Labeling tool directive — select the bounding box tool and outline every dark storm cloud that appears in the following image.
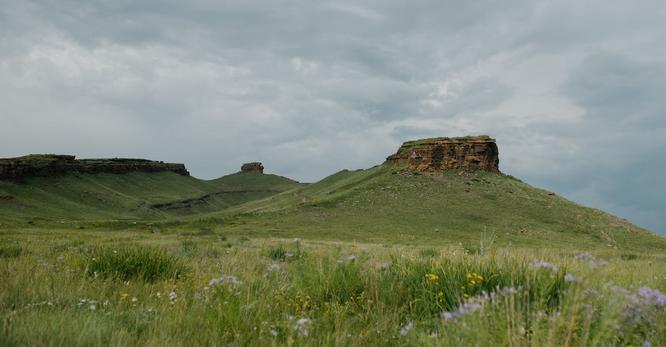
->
[1,1,665,233]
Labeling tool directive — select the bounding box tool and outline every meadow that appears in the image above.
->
[1,227,664,346]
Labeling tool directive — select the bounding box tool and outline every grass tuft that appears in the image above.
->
[79,245,186,282]
[0,244,22,258]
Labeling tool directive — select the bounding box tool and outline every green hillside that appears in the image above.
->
[212,165,666,251]
[0,171,302,222]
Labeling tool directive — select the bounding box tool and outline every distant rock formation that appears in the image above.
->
[240,162,264,174]
[386,135,499,173]
[0,154,190,181]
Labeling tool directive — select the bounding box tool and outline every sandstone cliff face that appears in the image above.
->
[386,135,499,173]
[0,154,190,181]
[240,162,264,174]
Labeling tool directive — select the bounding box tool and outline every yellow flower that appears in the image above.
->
[425,273,439,282]
[437,291,444,298]
[120,293,129,300]
[463,293,469,299]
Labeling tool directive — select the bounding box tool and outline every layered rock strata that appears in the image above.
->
[386,135,499,173]
[0,154,189,181]
[240,162,264,174]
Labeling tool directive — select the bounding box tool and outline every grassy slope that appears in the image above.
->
[0,172,302,222]
[212,165,666,251]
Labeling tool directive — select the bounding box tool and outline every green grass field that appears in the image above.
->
[1,163,665,346]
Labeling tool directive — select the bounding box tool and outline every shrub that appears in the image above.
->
[79,246,186,282]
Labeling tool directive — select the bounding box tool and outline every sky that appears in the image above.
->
[1,1,665,234]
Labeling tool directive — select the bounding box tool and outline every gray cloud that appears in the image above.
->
[1,1,665,233]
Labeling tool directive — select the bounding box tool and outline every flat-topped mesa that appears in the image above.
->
[386,135,500,173]
[0,154,190,181]
[240,162,264,174]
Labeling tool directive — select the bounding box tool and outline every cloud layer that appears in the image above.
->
[1,1,665,233]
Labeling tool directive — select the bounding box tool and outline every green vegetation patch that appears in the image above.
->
[0,244,22,258]
[79,245,186,282]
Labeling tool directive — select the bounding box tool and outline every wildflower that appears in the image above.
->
[155,292,162,298]
[131,297,138,303]
[637,286,666,306]
[120,293,129,300]
[575,252,595,261]
[574,252,608,268]
[529,260,559,271]
[168,290,177,304]
[346,254,357,262]
[399,321,414,336]
[208,275,242,288]
[564,273,577,283]
[89,303,97,310]
[270,328,279,337]
[425,273,439,282]
[584,289,602,298]
[441,286,520,322]
[466,273,483,281]
[295,317,311,336]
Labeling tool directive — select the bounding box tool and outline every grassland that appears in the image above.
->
[0,171,302,222]
[1,163,665,346]
[1,229,665,346]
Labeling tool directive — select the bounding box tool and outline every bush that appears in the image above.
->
[79,246,186,282]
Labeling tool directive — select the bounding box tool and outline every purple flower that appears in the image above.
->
[575,252,595,261]
[441,286,520,321]
[529,260,559,271]
[564,273,577,283]
[637,286,666,306]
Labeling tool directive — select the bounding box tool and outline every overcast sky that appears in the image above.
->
[1,1,665,234]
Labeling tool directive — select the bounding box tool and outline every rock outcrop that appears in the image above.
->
[386,135,499,173]
[240,162,264,174]
[0,154,190,181]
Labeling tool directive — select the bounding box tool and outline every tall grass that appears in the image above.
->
[0,244,22,258]
[1,232,664,346]
[78,245,186,282]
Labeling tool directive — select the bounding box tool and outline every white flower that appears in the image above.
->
[400,321,414,336]
[295,317,311,336]
[208,275,242,288]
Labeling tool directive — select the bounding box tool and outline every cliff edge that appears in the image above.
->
[386,135,499,173]
[0,154,189,181]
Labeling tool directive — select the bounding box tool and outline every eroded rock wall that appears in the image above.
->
[386,135,499,173]
[0,155,189,181]
[240,162,264,174]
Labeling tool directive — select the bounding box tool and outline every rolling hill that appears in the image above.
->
[1,137,664,251]
[0,156,303,222]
